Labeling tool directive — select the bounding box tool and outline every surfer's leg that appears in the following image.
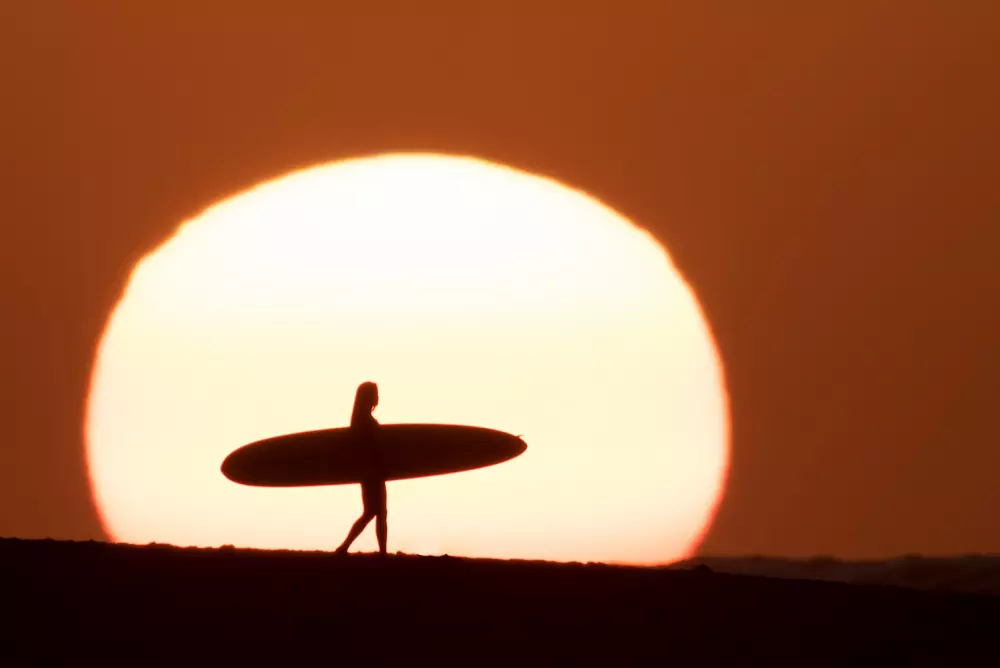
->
[375,482,388,555]
[375,510,387,555]
[336,511,375,554]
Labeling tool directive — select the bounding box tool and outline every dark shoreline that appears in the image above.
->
[6,537,999,664]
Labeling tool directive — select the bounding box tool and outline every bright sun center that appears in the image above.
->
[85,153,729,565]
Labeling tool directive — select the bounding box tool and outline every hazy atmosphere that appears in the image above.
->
[4,1,999,559]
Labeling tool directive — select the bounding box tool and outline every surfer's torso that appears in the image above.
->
[351,412,385,487]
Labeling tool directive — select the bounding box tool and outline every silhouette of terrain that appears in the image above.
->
[5,538,999,664]
[677,555,1000,596]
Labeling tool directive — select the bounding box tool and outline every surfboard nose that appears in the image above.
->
[220,450,241,482]
[221,447,261,484]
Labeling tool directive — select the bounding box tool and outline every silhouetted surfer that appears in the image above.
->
[335,381,388,555]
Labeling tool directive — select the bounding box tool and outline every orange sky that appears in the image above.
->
[2,1,999,558]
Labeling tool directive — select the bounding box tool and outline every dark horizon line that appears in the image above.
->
[4,535,998,563]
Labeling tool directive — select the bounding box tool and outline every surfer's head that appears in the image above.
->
[354,381,379,413]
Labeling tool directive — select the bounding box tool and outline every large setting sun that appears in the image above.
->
[85,153,728,565]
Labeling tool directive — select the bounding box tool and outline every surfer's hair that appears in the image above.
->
[354,381,379,412]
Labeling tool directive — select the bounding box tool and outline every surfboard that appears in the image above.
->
[221,423,527,487]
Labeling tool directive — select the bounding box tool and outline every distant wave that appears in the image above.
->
[676,555,1000,596]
